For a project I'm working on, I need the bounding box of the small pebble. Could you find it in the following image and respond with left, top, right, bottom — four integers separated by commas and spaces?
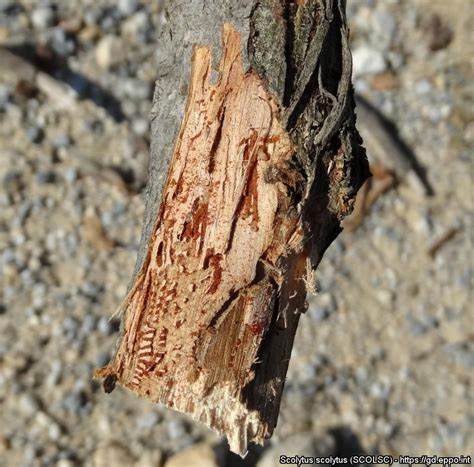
164, 442, 220, 467
443, 342, 474, 369
122, 11, 152, 42
132, 117, 149, 136
81, 314, 97, 333
120, 78, 151, 100
97, 316, 120, 335
352, 45, 386, 77
62, 389, 89, 415
95, 351, 111, 368
95, 35, 124, 69
0, 84, 11, 107
64, 167, 78, 183
56, 460, 75, 467
118, 0, 140, 16
19, 394, 40, 416
26, 126, 44, 144
62, 316, 79, 338
81, 281, 103, 300
35, 170, 56, 184
372, 8, 397, 49
49, 27, 76, 57
166, 419, 187, 440
136, 411, 160, 430
91, 442, 135, 467
53, 134, 72, 149
31, 6, 55, 29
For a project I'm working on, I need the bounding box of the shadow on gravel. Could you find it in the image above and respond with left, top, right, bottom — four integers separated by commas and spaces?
355, 94, 435, 197
222, 441, 264, 467
222, 426, 373, 467
6, 43, 126, 122
330, 426, 374, 465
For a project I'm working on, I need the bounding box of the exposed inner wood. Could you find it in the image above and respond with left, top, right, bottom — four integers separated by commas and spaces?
96, 24, 308, 454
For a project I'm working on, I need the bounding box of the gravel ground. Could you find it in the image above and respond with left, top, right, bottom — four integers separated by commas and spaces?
0, 1, 472, 466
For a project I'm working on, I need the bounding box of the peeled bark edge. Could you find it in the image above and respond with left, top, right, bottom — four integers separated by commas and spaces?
136, 0, 368, 277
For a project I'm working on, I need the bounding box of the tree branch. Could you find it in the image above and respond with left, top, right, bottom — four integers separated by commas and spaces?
95, 0, 369, 456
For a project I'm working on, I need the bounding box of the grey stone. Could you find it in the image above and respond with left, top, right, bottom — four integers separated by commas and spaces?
372, 9, 397, 50
310, 305, 331, 321
352, 45, 386, 77
120, 78, 152, 100
26, 126, 44, 144
64, 167, 78, 183
101, 211, 114, 227
122, 11, 152, 42
81, 314, 97, 333
2, 247, 15, 264
97, 316, 120, 335
387, 51, 404, 70
406, 313, 438, 336
36, 411, 62, 440
45, 361, 62, 387
443, 342, 474, 369
18, 393, 40, 416
62, 388, 89, 415
166, 418, 187, 440
308, 293, 336, 321
35, 170, 56, 184
101, 15, 119, 33
81, 281, 103, 300
20, 269, 36, 286
84, 8, 102, 26
49, 27, 76, 57
22, 445, 38, 465
370, 380, 391, 401
355, 366, 369, 385
62, 316, 79, 338
118, 0, 140, 16
31, 6, 55, 29
132, 117, 149, 136
414, 79, 432, 95
53, 134, 72, 149
15, 201, 31, 227
95, 351, 111, 368
91, 442, 135, 467
0, 84, 10, 107
2, 170, 23, 194
136, 411, 160, 430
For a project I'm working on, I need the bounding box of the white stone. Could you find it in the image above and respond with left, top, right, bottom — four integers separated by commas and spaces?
118, 0, 140, 16
90, 442, 135, 467
95, 36, 123, 70
31, 7, 55, 29
122, 11, 150, 39
134, 450, 163, 467
164, 443, 219, 467
352, 46, 386, 77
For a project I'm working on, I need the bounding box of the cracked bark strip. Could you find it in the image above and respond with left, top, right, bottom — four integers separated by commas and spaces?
96, 0, 369, 457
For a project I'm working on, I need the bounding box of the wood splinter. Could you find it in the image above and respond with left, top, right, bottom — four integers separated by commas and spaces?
96, 1, 369, 456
